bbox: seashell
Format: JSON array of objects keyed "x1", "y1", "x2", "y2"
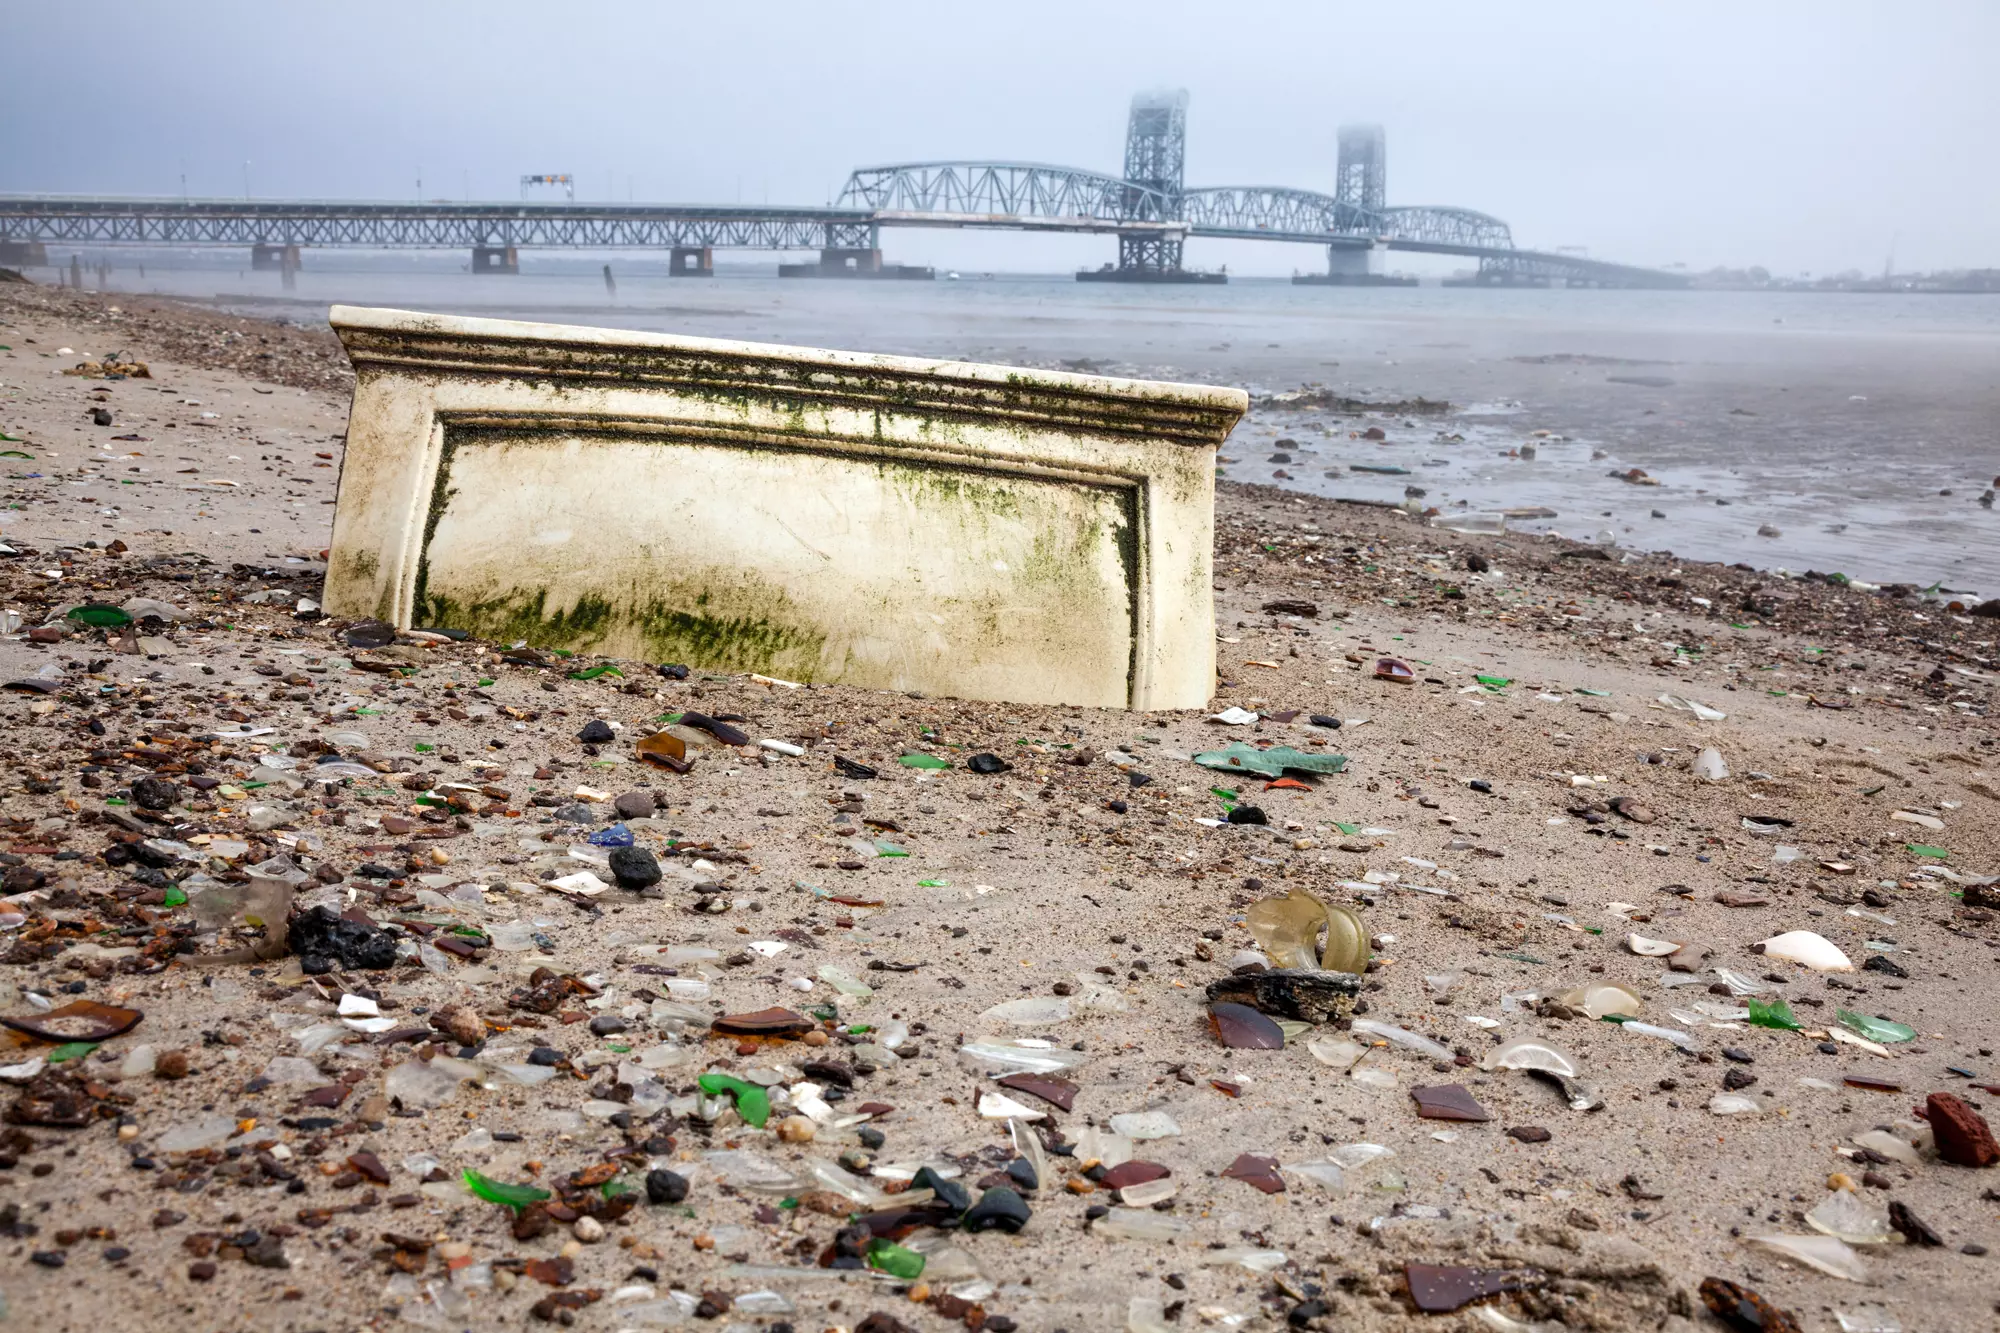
[{"x1": 1757, "y1": 930, "x2": 1852, "y2": 972}]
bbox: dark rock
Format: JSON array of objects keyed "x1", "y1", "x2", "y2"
[
  {"x1": 645, "y1": 1168, "x2": 689, "y2": 1205},
  {"x1": 526, "y1": 1047, "x2": 565, "y2": 1067},
  {"x1": 588, "y1": 1016, "x2": 628, "y2": 1036},
  {"x1": 659, "y1": 663, "x2": 690, "y2": 680},
  {"x1": 1861, "y1": 953, "x2": 1909, "y2": 978},
  {"x1": 960, "y1": 1186, "x2": 1030, "y2": 1233},
  {"x1": 1889, "y1": 1199, "x2": 1944, "y2": 1246},
  {"x1": 1507, "y1": 1126, "x2": 1552, "y2": 1143},
  {"x1": 1204, "y1": 968, "x2": 1360, "y2": 1024},
  {"x1": 287, "y1": 906, "x2": 398, "y2": 973},
  {"x1": 607, "y1": 846, "x2": 662, "y2": 890},
  {"x1": 1226, "y1": 804, "x2": 1268, "y2": 825},
  {"x1": 1723, "y1": 1067, "x2": 1758, "y2": 1090},
  {"x1": 613, "y1": 791, "x2": 655, "y2": 820},
  {"x1": 912, "y1": 1166, "x2": 971, "y2": 1213},
  {"x1": 130, "y1": 776, "x2": 178, "y2": 811},
  {"x1": 1309, "y1": 714, "x2": 1341, "y2": 729},
  {"x1": 577, "y1": 719, "x2": 616, "y2": 745},
  {"x1": 968, "y1": 753, "x2": 1011, "y2": 775},
  {"x1": 344, "y1": 620, "x2": 397, "y2": 649},
  {"x1": 1005, "y1": 1156, "x2": 1039, "y2": 1191},
  {"x1": 1465, "y1": 553, "x2": 1490, "y2": 573}
]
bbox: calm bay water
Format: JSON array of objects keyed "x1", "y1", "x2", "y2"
[{"x1": 89, "y1": 250, "x2": 2000, "y2": 598}]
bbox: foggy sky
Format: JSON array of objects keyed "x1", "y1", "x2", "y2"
[{"x1": 2, "y1": 0, "x2": 1994, "y2": 276}]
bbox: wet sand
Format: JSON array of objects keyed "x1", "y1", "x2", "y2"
[{"x1": 0, "y1": 281, "x2": 1997, "y2": 1332}]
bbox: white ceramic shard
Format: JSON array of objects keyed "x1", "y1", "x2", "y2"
[
  {"x1": 1708, "y1": 1093, "x2": 1761, "y2": 1115},
  {"x1": 1481, "y1": 1036, "x2": 1580, "y2": 1078},
  {"x1": 1807, "y1": 1191, "x2": 1895, "y2": 1244},
  {"x1": 1760, "y1": 930, "x2": 1853, "y2": 972},
  {"x1": 1851, "y1": 1130, "x2": 1921, "y2": 1166},
  {"x1": 1558, "y1": 982, "x2": 1643, "y2": 1019},
  {"x1": 1108, "y1": 1111, "x2": 1181, "y2": 1140},
  {"x1": 1744, "y1": 1233, "x2": 1870, "y2": 1282},
  {"x1": 1350, "y1": 1018, "x2": 1454, "y2": 1062},
  {"x1": 1306, "y1": 1035, "x2": 1366, "y2": 1070},
  {"x1": 324, "y1": 307, "x2": 1244, "y2": 709},
  {"x1": 1626, "y1": 933, "x2": 1681, "y2": 957}
]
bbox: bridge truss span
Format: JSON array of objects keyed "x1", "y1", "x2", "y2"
[
  {"x1": 0, "y1": 197, "x2": 879, "y2": 252},
  {"x1": 1179, "y1": 185, "x2": 1376, "y2": 245},
  {"x1": 837, "y1": 162, "x2": 1175, "y2": 228},
  {"x1": 1378, "y1": 206, "x2": 1513, "y2": 250}
]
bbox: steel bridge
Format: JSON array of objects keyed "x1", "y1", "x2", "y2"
[{"x1": 0, "y1": 91, "x2": 1687, "y2": 288}]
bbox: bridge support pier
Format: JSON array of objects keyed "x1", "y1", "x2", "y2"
[
  {"x1": 669, "y1": 246, "x2": 713, "y2": 277},
  {"x1": 0, "y1": 241, "x2": 48, "y2": 268},
  {"x1": 1292, "y1": 242, "x2": 1416, "y2": 287},
  {"x1": 251, "y1": 243, "x2": 301, "y2": 273},
  {"x1": 1077, "y1": 232, "x2": 1223, "y2": 284},
  {"x1": 472, "y1": 245, "x2": 520, "y2": 275},
  {"x1": 778, "y1": 247, "x2": 933, "y2": 279}
]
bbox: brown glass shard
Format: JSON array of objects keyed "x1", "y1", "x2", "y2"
[
  {"x1": 635, "y1": 732, "x2": 691, "y2": 772},
  {"x1": 1698, "y1": 1276, "x2": 1803, "y2": 1333},
  {"x1": 710, "y1": 1007, "x2": 815, "y2": 1037},
  {"x1": 0, "y1": 999, "x2": 143, "y2": 1043},
  {"x1": 1411, "y1": 1084, "x2": 1491, "y2": 1122},
  {"x1": 995, "y1": 1073, "x2": 1078, "y2": 1113},
  {"x1": 1221, "y1": 1153, "x2": 1285, "y2": 1194},
  {"x1": 1405, "y1": 1262, "x2": 1520, "y2": 1313},
  {"x1": 678, "y1": 711, "x2": 751, "y2": 747},
  {"x1": 1097, "y1": 1161, "x2": 1171, "y2": 1190},
  {"x1": 1208, "y1": 1001, "x2": 1284, "y2": 1050},
  {"x1": 523, "y1": 1256, "x2": 575, "y2": 1287}
]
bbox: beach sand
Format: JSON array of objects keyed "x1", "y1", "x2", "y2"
[{"x1": 0, "y1": 280, "x2": 1995, "y2": 1332}]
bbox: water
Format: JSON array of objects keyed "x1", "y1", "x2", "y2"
[{"x1": 79, "y1": 251, "x2": 2000, "y2": 596}]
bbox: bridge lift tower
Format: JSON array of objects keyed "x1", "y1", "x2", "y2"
[
  {"x1": 1327, "y1": 124, "x2": 1386, "y2": 279},
  {"x1": 1082, "y1": 89, "x2": 1219, "y2": 282}
]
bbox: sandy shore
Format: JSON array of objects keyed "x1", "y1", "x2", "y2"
[{"x1": 0, "y1": 280, "x2": 1995, "y2": 1333}]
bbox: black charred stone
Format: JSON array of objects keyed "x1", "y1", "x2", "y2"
[{"x1": 287, "y1": 905, "x2": 399, "y2": 973}]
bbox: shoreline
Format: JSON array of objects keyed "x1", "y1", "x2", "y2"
[{"x1": 0, "y1": 278, "x2": 1996, "y2": 1332}]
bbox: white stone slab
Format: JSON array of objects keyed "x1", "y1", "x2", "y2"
[{"x1": 324, "y1": 307, "x2": 1243, "y2": 709}]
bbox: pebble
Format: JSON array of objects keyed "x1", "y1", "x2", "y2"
[{"x1": 573, "y1": 1215, "x2": 605, "y2": 1243}]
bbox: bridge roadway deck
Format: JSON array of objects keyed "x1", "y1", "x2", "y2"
[{"x1": 0, "y1": 196, "x2": 1688, "y2": 287}]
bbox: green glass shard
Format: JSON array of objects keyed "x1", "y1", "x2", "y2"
[
  {"x1": 566, "y1": 664, "x2": 623, "y2": 680},
  {"x1": 462, "y1": 1168, "x2": 551, "y2": 1212},
  {"x1": 697, "y1": 1072, "x2": 771, "y2": 1128},
  {"x1": 67, "y1": 605, "x2": 132, "y2": 628},
  {"x1": 1194, "y1": 742, "x2": 1349, "y2": 779},
  {"x1": 1906, "y1": 844, "x2": 1948, "y2": 859},
  {"x1": 896, "y1": 754, "x2": 950, "y2": 770},
  {"x1": 1747, "y1": 997, "x2": 1804, "y2": 1031},
  {"x1": 1837, "y1": 1009, "x2": 1915, "y2": 1044},
  {"x1": 48, "y1": 1041, "x2": 98, "y2": 1063},
  {"x1": 162, "y1": 886, "x2": 187, "y2": 907},
  {"x1": 866, "y1": 1238, "x2": 927, "y2": 1278}
]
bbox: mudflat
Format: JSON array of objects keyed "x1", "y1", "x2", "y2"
[{"x1": 0, "y1": 280, "x2": 1994, "y2": 1332}]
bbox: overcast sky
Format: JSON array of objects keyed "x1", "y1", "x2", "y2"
[{"x1": 3, "y1": 0, "x2": 1993, "y2": 276}]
